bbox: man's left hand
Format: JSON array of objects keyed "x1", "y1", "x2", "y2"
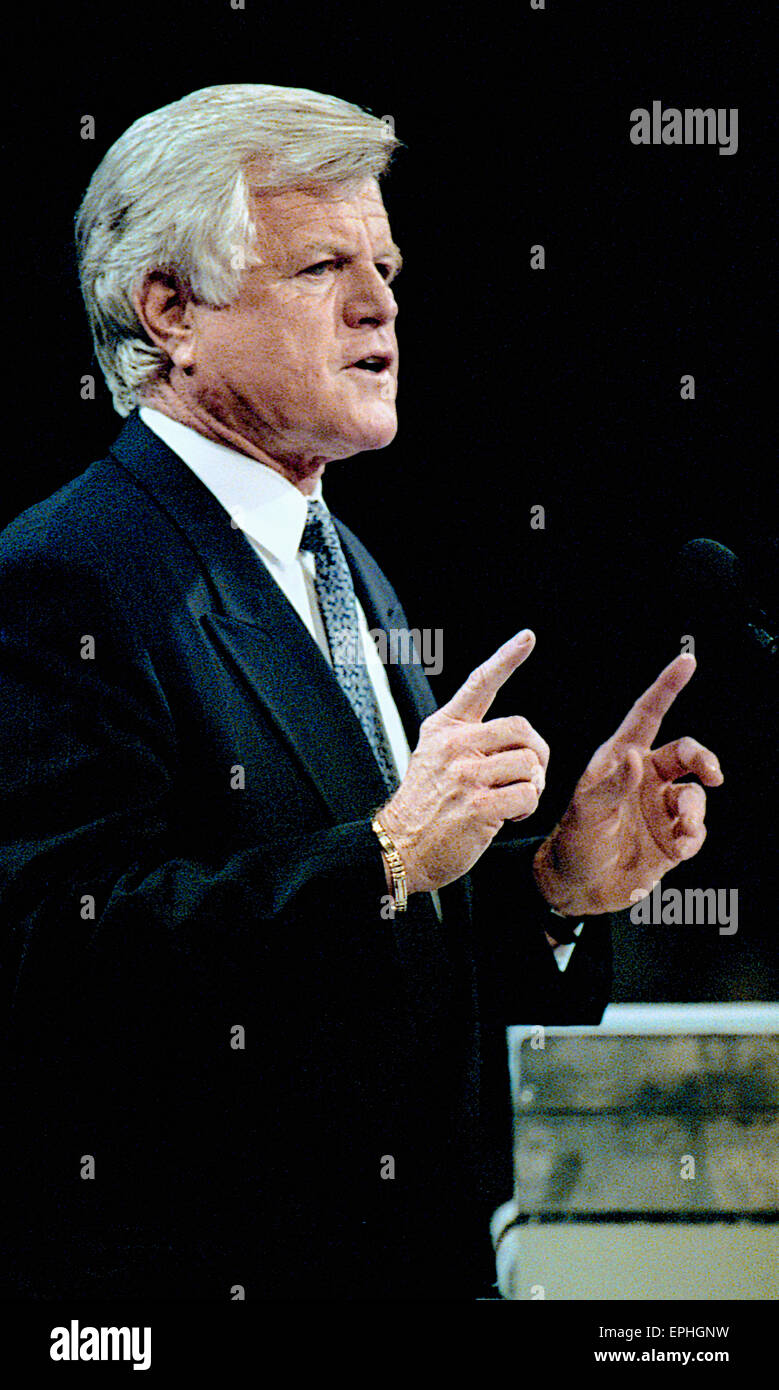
[{"x1": 533, "y1": 653, "x2": 724, "y2": 917}]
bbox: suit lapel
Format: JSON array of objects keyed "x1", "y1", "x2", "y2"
[
  {"x1": 109, "y1": 412, "x2": 393, "y2": 819},
  {"x1": 200, "y1": 610, "x2": 389, "y2": 818}
]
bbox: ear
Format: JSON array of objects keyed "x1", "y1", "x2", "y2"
[{"x1": 132, "y1": 271, "x2": 196, "y2": 372}]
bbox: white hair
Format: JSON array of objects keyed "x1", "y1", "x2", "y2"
[{"x1": 75, "y1": 84, "x2": 401, "y2": 415}]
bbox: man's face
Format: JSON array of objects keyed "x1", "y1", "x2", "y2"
[{"x1": 182, "y1": 176, "x2": 400, "y2": 472}]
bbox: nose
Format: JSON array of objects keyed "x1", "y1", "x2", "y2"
[{"x1": 342, "y1": 266, "x2": 398, "y2": 328}]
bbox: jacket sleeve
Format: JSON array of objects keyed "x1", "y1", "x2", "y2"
[{"x1": 466, "y1": 836, "x2": 613, "y2": 1026}]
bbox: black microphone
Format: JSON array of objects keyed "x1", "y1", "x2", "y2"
[{"x1": 677, "y1": 538, "x2": 778, "y2": 661}]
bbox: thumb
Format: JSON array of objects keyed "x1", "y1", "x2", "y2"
[{"x1": 443, "y1": 630, "x2": 535, "y2": 722}]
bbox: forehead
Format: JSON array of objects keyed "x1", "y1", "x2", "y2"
[{"x1": 246, "y1": 175, "x2": 393, "y2": 256}]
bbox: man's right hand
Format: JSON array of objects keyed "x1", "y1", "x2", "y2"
[{"x1": 378, "y1": 630, "x2": 549, "y2": 894}]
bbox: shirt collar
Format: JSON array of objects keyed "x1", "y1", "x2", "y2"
[{"x1": 139, "y1": 406, "x2": 324, "y2": 566}]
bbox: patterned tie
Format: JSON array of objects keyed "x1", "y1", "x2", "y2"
[{"x1": 300, "y1": 500, "x2": 399, "y2": 795}]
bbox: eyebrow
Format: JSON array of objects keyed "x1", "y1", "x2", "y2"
[{"x1": 293, "y1": 241, "x2": 403, "y2": 273}]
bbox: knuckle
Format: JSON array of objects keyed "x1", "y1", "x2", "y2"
[
  {"x1": 471, "y1": 785, "x2": 494, "y2": 816},
  {"x1": 466, "y1": 665, "x2": 489, "y2": 694},
  {"x1": 452, "y1": 757, "x2": 473, "y2": 788},
  {"x1": 472, "y1": 789, "x2": 504, "y2": 833},
  {"x1": 425, "y1": 717, "x2": 460, "y2": 755},
  {"x1": 523, "y1": 751, "x2": 541, "y2": 781},
  {"x1": 473, "y1": 753, "x2": 497, "y2": 786},
  {"x1": 513, "y1": 783, "x2": 539, "y2": 818},
  {"x1": 441, "y1": 727, "x2": 467, "y2": 759},
  {"x1": 507, "y1": 714, "x2": 531, "y2": 741}
]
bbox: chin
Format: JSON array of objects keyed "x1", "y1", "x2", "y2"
[
  {"x1": 323, "y1": 418, "x2": 396, "y2": 460},
  {"x1": 349, "y1": 408, "x2": 398, "y2": 453}
]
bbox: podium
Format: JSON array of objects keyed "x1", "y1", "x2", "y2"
[{"x1": 492, "y1": 1004, "x2": 779, "y2": 1299}]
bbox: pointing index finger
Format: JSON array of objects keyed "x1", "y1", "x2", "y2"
[
  {"x1": 443, "y1": 630, "x2": 536, "y2": 722},
  {"x1": 612, "y1": 652, "x2": 696, "y2": 748}
]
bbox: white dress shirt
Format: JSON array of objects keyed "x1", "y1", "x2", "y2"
[
  {"x1": 139, "y1": 406, "x2": 578, "y2": 968},
  {"x1": 139, "y1": 407, "x2": 410, "y2": 781}
]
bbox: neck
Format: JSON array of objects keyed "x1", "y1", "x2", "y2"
[{"x1": 139, "y1": 385, "x2": 327, "y2": 496}]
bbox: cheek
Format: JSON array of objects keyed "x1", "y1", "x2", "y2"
[
  {"x1": 250, "y1": 321, "x2": 334, "y2": 390},
  {"x1": 269, "y1": 289, "x2": 344, "y2": 367},
  {"x1": 196, "y1": 319, "x2": 262, "y2": 380},
  {"x1": 194, "y1": 295, "x2": 375, "y2": 418}
]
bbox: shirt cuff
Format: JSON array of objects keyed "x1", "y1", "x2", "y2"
[{"x1": 552, "y1": 922, "x2": 584, "y2": 971}]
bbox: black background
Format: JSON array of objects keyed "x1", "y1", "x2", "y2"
[{"x1": 2, "y1": 0, "x2": 775, "y2": 999}]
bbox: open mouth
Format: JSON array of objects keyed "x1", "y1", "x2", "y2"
[{"x1": 347, "y1": 355, "x2": 391, "y2": 373}]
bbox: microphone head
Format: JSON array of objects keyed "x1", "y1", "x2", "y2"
[
  {"x1": 678, "y1": 538, "x2": 745, "y2": 601},
  {"x1": 677, "y1": 538, "x2": 755, "y2": 629},
  {"x1": 677, "y1": 537, "x2": 777, "y2": 662}
]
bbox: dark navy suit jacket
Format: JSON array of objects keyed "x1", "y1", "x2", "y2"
[{"x1": 0, "y1": 412, "x2": 611, "y2": 1299}]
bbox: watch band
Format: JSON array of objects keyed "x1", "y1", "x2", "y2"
[{"x1": 371, "y1": 817, "x2": 408, "y2": 914}]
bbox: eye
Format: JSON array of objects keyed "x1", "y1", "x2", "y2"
[
  {"x1": 376, "y1": 262, "x2": 399, "y2": 283},
  {"x1": 299, "y1": 260, "x2": 338, "y2": 277}
]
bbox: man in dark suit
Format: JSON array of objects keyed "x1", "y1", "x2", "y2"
[{"x1": 0, "y1": 84, "x2": 722, "y2": 1300}]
